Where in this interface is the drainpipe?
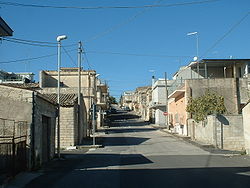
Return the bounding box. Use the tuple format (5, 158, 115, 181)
(31, 91, 35, 169)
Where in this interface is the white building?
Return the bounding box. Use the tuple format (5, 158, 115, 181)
(150, 77, 168, 126)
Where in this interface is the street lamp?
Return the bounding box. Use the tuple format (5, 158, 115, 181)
(56, 35, 67, 159)
(187, 31, 199, 78)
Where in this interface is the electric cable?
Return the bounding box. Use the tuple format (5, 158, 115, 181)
(201, 12, 250, 58)
(0, 48, 77, 64)
(0, 0, 220, 10)
(62, 46, 77, 66)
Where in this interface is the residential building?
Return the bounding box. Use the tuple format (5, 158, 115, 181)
(96, 79, 109, 128)
(0, 84, 57, 169)
(39, 68, 107, 147)
(150, 77, 172, 126)
(132, 86, 150, 119)
(0, 70, 35, 84)
(42, 93, 86, 148)
(168, 59, 250, 146)
(120, 91, 134, 110)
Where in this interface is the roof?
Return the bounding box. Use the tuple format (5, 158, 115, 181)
(189, 59, 250, 67)
(42, 93, 78, 107)
(136, 86, 150, 91)
(0, 83, 40, 90)
(0, 17, 13, 36)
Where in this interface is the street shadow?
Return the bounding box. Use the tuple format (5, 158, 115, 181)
(109, 120, 150, 128)
(102, 136, 150, 146)
(107, 113, 140, 121)
(75, 153, 153, 169)
(25, 161, 250, 188)
(107, 128, 155, 134)
(72, 167, 250, 188)
(217, 114, 230, 125)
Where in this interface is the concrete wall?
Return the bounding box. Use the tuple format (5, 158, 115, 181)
(186, 78, 241, 114)
(0, 85, 57, 168)
(243, 103, 250, 154)
(188, 115, 245, 151)
(33, 95, 57, 166)
(40, 70, 96, 88)
(155, 107, 166, 126)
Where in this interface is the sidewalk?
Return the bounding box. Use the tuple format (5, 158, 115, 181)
(150, 124, 242, 155)
(1, 147, 91, 188)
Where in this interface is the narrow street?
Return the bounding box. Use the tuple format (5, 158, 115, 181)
(19, 111, 250, 188)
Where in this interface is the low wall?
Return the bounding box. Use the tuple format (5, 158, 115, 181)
(188, 115, 245, 151)
(243, 103, 250, 154)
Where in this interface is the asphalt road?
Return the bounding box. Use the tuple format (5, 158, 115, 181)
(19, 111, 250, 187)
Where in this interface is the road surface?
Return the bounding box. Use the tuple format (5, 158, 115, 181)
(18, 112, 250, 187)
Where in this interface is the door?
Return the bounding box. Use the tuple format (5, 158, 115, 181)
(42, 115, 51, 163)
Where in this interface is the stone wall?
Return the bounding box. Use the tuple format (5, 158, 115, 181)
(34, 95, 57, 165)
(59, 106, 77, 148)
(0, 85, 57, 168)
(187, 115, 245, 151)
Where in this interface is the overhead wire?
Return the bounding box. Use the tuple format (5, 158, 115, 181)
(62, 46, 77, 66)
(83, 49, 93, 70)
(9, 37, 57, 44)
(86, 50, 192, 58)
(85, 0, 166, 42)
(2, 37, 57, 47)
(1, 37, 77, 47)
(0, 48, 77, 64)
(201, 12, 250, 58)
(0, 0, 220, 10)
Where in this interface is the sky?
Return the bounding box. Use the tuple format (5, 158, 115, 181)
(1, 0, 250, 99)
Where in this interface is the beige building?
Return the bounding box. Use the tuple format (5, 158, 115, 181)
(96, 79, 109, 128)
(39, 68, 99, 147)
(167, 59, 250, 151)
(0, 84, 57, 169)
(120, 91, 134, 110)
(132, 86, 151, 120)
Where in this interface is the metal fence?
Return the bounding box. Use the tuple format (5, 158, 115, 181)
(0, 118, 27, 175)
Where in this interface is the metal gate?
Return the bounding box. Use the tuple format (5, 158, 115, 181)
(0, 118, 27, 175)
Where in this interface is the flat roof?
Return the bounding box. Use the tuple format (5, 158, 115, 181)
(0, 17, 13, 36)
(189, 59, 250, 67)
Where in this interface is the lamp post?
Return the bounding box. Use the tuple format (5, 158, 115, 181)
(187, 31, 199, 78)
(56, 35, 67, 159)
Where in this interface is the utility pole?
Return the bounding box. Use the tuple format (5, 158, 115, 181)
(78, 41, 82, 143)
(164, 72, 169, 129)
(92, 103, 96, 146)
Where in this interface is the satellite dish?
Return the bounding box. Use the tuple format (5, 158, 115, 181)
(193, 56, 198, 61)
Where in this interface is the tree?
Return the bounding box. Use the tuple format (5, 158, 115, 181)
(109, 96, 117, 104)
(186, 90, 226, 122)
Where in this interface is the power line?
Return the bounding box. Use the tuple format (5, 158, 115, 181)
(201, 12, 250, 58)
(10, 37, 57, 44)
(62, 46, 77, 66)
(86, 50, 192, 58)
(0, 0, 220, 10)
(83, 51, 93, 70)
(85, 0, 165, 42)
(0, 48, 77, 64)
(2, 37, 57, 47)
(1, 37, 77, 47)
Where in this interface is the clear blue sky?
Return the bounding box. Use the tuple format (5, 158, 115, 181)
(1, 0, 250, 99)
